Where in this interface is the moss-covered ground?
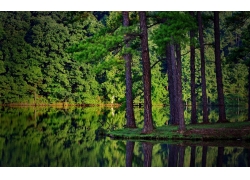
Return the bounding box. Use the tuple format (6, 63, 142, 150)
(107, 121, 250, 141)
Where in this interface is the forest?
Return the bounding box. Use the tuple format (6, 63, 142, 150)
(0, 11, 250, 131)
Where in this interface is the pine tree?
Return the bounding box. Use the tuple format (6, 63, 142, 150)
(198, 11, 209, 123)
(122, 11, 136, 128)
(139, 11, 154, 134)
(189, 11, 197, 124)
(214, 11, 227, 122)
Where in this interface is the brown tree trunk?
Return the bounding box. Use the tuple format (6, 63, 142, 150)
(175, 44, 186, 131)
(202, 145, 208, 167)
(166, 44, 176, 124)
(198, 11, 209, 124)
(171, 44, 179, 125)
(142, 142, 153, 167)
(123, 11, 136, 128)
(214, 11, 227, 123)
(189, 11, 197, 124)
(125, 141, 135, 167)
(139, 11, 154, 134)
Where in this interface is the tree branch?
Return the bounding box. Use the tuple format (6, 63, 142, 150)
(151, 58, 166, 69)
(181, 43, 214, 56)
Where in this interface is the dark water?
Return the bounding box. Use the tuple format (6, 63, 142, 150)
(0, 106, 249, 167)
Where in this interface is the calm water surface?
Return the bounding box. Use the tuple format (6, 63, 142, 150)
(0, 106, 249, 167)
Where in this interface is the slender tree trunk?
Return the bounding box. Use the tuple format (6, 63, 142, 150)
(122, 11, 136, 128)
(166, 44, 176, 124)
(171, 44, 179, 125)
(189, 11, 197, 124)
(142, 142, 153, 167)
(214, 11, 227, 123)
(126, 141, 135, 167)
(175, 44, 185, 131)
(198, 11, 209, 124)
(139, 11, 154, 134)
(202, 145, 208, 167)
(248, 66, 250, 121)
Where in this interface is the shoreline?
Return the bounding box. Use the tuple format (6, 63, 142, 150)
(107, 121, 250, 141)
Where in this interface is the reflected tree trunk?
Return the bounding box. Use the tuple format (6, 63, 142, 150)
(216, 147, 224, 167)
(214, 11, 227, 123)
(190, 146, 196, 167)
(248, 66, 250, 121)
(198, 11, 209, 123)
(202, 146, 208, 167)
(168, 144, 179, 167)
(126, 141, 135, 167)
(248, 148, 250, 167)
(189, 11, 197, 124)
(139, 11, 154, 134)
(142, 142, 153, 167)
(178, 145, 186, 167)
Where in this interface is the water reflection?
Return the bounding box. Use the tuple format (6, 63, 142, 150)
(0, 106, 249, 167)
(126, 141, 134, 167)
(142, 142, 153, 167)
(125, 142, 250, 167)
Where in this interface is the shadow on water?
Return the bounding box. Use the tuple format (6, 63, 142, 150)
(0, 106, 249, 167)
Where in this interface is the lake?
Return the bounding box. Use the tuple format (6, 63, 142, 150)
(0, 105, 249, 167)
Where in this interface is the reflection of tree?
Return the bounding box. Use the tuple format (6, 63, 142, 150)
(248, 149, 250, 167)
(126, 141, 135, 167)
(190, 146, 196, 167)
(168, 144, 179, 167)
(202, 146, 208, 167)
(216, 147, 224, 167)
(143, 142, 153, 167)
(178, 146, 185, 167)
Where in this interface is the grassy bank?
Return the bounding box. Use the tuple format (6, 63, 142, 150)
(107, 121, 250, 141)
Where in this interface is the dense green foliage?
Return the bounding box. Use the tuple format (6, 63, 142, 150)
(0, 11, 248, 106)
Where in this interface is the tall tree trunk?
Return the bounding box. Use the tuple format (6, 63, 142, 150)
(198, 11, 209, 124)
(171, 44, 179, 125)
(142, 142, 153, 167)
(214, 11, 227, 123)
(175, 44, 185, 131)
(202, 145, 208, 167)
(122, 11, 136, 128)
(125, 141, 135, 167)
(139, 11, 154, 134)
(166, 44, 176, 124)
(189, 11, 197, 124)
